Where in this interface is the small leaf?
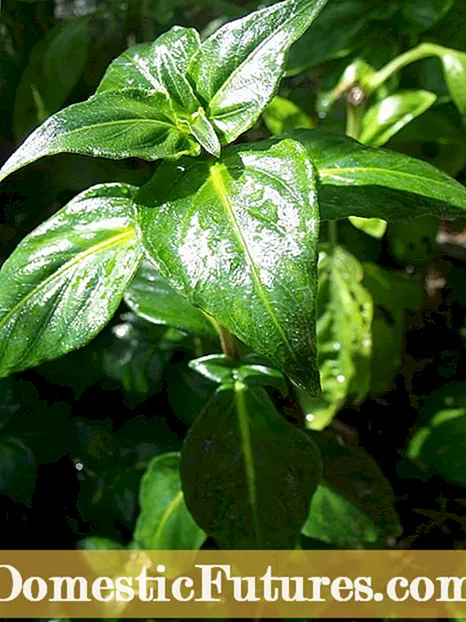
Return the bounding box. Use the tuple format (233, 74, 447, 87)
(14, 18, 89, 140)
(349, 217, 387, 239)
(0, 89, 199, 183)
(136, 138, 321, 394)
(97, 26, 220, 157)
(359, 90, 437, 147)
(303, 431, 401, 548)
(408, 382, 466, 487)
(363, 262, 423, 395)
(441, 50, 466, 118)
(124, 260, 217, 338)
(263, 96, 314, 135)
(133, 453, 206, 550)
(181, 383, 321, 548)
(188, 0, 330, 143)
(299, 245, 372, 430)
(0, 183, 142, 377)
(97, 26, 200, 94)
(190, 354, 288, 393)
(288, 128, 466, 220)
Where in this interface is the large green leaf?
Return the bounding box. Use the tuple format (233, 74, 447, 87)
(97, 26, 220, 157)
(360, 90, 437, 147)
(408, 382, 466, 487)
(441, 49, 466, 118)
(287, 129, 466, 220)
(0, 89, 200, 183)
(187, 0, 330, 143)
(133, 453, 206, 550)
(299, 245, 372, 430)
(0, 183, 142, 378)
(303, 432, 401, 548)
(181, 382, 321, 548)
(136, 138, 321, 394)
(124, 260, 217, 338)
(13, 18, 89, 140)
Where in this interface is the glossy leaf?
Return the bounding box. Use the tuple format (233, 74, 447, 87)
(303, 432, 401, 548)
(0, 183, 142, 378)
(124, 260, 217, 338)
(190, 354, 288, 393)
(299, 245, 372, 430)
(133, 453, 206, 550)
(287, 129, 466, 220)
(263, 96, 314, 136)
(188, 0, 330, 143)
(0, 89, 200, 183)
(181, 383, 321, 548)
(408, 383, 466, 487)
(360, 90, 437, 147)
(14, 18, 89, 140)
(97, 27, 200, 94)
(136, 138, 321, 394)
(97, 26, 220, 157)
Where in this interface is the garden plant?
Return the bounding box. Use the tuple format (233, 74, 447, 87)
(1, 0, 466, 566)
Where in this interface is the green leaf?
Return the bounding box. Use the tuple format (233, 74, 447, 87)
(0, 89, 200, 183)
(97, 26, 200, 95)
(136, 137, 321, 394)
(441, 50, 466, 118)
(124, 260, 217, 338)
(97, 26, 220, 157)
(363, 263, 423, 395)
(287, 128, 466, 220)
(359, 90, 437, 147)
(190, 354, 288, 393)
(408, 382, 466, 487)
(349, 217, 387, 239)
(299, 245, 372, 430)
(402, 0, 455, 29)
(133, 453, 206, 550)
(0, 183, 142, 377)
(188, 0, 330, 143)
(14, 18, 89, 140)
(181, 383, 321, 548)
(303, 431, 401, 548)
(387, 216, 438, 267)
(102, 314, 173, 408)
(263, 95, 314, 136)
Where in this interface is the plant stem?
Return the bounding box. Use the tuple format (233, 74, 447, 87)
(363, 43, 447, 94)
(328, 220, 338, 248)
(211, 319, 240, 358)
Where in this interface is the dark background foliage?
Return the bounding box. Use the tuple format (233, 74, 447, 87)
(1, 0, 466, 566)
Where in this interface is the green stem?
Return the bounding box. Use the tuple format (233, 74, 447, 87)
(210, 319, 240, 359)
(363, 43, 446, 94)
(328, 220, 338, 249)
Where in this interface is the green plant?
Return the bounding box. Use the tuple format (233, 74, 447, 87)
(1, 0, 466, 553)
